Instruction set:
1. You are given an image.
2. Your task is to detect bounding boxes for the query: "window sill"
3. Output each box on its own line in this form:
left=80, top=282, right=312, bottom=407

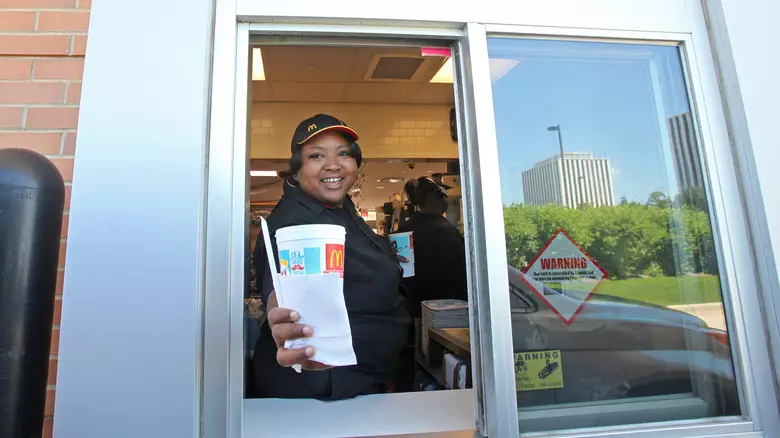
left=243, top=389, right=475, bottom=438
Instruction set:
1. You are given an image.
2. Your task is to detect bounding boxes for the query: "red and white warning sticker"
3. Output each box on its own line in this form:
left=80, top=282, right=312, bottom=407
left=521, top=229, right=608, bottom=325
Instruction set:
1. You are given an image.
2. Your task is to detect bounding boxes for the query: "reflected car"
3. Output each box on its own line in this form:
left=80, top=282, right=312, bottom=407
left=507, top=266, right=739, bottom=418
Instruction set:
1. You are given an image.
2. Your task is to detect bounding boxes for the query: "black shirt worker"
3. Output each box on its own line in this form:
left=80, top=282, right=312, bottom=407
left=252, top=114, right=411, bottom=400
left=397, top=177, right=468, bottom=318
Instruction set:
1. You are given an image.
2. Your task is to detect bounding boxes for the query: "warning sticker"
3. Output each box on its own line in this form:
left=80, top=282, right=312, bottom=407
left=514, top=350, right=564, bottom=392
left=521, top=228, right=608, bottom=325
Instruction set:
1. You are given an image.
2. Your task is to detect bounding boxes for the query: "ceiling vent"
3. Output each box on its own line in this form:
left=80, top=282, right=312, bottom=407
left=365, top=54, right=438, bottom=82
left=371, top=57, right=424, bottom=80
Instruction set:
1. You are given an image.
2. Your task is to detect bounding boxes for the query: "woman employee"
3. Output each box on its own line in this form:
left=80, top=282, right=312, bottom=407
left=252, top=114, right=410, bottom=400
left=397, top=177, right=468, bottom=317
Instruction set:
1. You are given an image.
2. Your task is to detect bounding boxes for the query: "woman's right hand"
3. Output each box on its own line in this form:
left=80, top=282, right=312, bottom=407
left=267, top=306, right=332, bottom=371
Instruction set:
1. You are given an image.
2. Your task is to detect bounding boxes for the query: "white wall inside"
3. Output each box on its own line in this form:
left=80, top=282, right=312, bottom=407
left=252, top=102, right=457, bottom=159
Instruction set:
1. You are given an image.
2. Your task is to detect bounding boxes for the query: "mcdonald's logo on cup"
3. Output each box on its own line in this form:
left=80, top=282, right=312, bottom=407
left=325, top=243, right=345, bottom=277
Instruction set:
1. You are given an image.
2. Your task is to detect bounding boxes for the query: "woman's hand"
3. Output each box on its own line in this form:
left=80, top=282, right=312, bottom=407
left=267, top=306, right=332, bottom=371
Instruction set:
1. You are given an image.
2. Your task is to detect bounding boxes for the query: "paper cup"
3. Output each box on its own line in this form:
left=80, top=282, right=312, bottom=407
left=275, top=224, right=346, bottom=277
left=389, top=231, right=415, bottom=278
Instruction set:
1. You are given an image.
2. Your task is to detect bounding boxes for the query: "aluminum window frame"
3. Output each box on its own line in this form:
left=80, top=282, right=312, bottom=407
left=203, top=19, right=523, bottom=438
left=472, top=21, right=780, bottom=438
left=203, top=7, right=780, bottom=438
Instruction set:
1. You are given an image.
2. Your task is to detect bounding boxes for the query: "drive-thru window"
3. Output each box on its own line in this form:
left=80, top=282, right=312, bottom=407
left=51, top=1, right=780, bottom=437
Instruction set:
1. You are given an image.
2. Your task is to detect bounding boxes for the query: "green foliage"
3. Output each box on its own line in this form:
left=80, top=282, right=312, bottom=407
left=593, top=275, right=723, bottom=306
left=642, top=262, right=664, bottom=278
left=503, top=202, right=718, bottom=280
left=676, top=187, right=709, bottom=212
left=646, top=191, right=672, bottom=209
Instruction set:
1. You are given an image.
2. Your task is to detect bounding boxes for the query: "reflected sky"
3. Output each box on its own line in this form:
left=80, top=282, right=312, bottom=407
left=488, top=39, right=692, bottom=205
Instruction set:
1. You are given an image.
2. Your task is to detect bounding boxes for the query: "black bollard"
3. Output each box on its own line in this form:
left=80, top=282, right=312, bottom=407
left=0, top=149, right=65, bottom=437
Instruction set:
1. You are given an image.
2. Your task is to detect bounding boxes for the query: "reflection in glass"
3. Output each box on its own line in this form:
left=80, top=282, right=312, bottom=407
left=488, top=38, right=739, bottom=433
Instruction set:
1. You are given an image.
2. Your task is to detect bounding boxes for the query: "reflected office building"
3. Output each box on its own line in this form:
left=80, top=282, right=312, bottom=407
left=522, top=153, right=615, bottom=208
left=668, top=111, right=704, bottom=193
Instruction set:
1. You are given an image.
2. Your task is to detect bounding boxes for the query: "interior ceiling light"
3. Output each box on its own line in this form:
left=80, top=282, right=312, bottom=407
left=430, top=58, right=453, bottom=84
left=423, top=47, right=454, bottom=84
left=250, top=170, right=277, bottom=177
left=378, top=177, right=404, bottom=184
left=252, top=48, right=266, bottom=81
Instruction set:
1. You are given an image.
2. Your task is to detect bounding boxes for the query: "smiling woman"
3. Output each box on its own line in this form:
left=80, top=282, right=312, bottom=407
left=289, top=114, right=363, bottom=207
left=251, top=114, right=411, bottom=399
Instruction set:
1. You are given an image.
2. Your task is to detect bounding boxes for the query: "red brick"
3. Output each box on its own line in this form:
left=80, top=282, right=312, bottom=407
left=44, top=389, right=55, bottom=416
left=62, top=131, right=77, bottom=154
left=63, top=185, right=71, bottom=210
left=26, top=107, right=79, bottom=130
left=78, top=0, right=91, bottom=8
left=51, top=157, right=74, bottom=182
left=65, top=82, right=82, bottom=104
left=50, top=327, right=60, bottom=355
left=0, top=59, right=31, bottom=80
left=61, top=213, right=69, bottom=238
left=0, top=82, right=64, bottom=105
left=47, top=359, right=58, bottom=385
left=0, top=132, right=61, bottom=154
left=0, top=107, right=23, bottom=129
left=55, top=270, right=64, bottom=296
left=52, top=298, right=62, bottom=325
left=42, top=418, right=53, bottom=438
left=58, top=242, right=67, bottom=267
left=0, top=35, right=70, bottom=56
left=0, top=0, right=74, bottom=6
left=38, top=11, right=90, bottom=32
left=34, top=58, right=84, bottom=80
left=0, top=11, right=35, bottom=31
left=71, top=35, right=87, bottom=56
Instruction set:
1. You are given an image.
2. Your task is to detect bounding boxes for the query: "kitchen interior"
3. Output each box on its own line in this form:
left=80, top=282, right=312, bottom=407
left=243, top=43, right=473, bottom=394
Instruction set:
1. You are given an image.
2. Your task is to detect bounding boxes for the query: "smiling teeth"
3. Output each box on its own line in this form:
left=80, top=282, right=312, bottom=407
left=322, top=178, right=342, bottom=183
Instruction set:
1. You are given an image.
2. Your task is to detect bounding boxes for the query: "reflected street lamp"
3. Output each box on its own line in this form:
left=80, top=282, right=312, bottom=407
left=547, top=124, right=568, bottom=207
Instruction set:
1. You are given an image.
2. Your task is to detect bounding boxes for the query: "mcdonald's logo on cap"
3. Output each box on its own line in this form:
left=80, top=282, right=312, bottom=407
left=308, top=124, right=317, bottom=132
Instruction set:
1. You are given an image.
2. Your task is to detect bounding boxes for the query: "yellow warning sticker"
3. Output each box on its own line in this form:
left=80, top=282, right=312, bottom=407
left=514, top=350, right=564, bottom=392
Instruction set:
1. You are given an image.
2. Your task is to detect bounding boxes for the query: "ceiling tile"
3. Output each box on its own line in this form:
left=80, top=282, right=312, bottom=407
left=251, top=81, right=274, bottom=101
left=261, top=46, right=355, bottom=82
left=272, top=82, right=346, bottom=102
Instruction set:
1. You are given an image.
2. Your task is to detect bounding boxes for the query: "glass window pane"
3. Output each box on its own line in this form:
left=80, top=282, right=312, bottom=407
left=487, top=37, right=740, bottom=434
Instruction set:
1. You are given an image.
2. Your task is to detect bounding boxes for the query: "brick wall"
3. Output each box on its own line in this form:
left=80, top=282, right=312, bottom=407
left=251, top=102, right=458, bottom=159
left=0, top=0, right=89, bottom=436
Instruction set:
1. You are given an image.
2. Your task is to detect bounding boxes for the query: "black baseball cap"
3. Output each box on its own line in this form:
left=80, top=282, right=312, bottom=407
left=291, top=114, right=359, bottom=151
left=418, top=176, right=451, bottom=195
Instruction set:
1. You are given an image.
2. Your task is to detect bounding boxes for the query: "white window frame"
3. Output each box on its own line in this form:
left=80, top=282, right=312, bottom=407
left=471, top=16, right=780, bottom=438
left=202, top=2, right=780, bottom=437
left=204, top=16, right=519, bottom=438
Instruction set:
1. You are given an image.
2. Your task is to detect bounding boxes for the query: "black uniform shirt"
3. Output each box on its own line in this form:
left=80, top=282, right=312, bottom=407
left=253, top=181, right=410, bottom=399
left=397, top=212, right=469, bottom=317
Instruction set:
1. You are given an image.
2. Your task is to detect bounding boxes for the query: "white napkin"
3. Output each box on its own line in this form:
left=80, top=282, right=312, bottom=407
left=260, top=217, right=357, bottom=368
left=279, top=273, right=357, bottom=367
left=444, top=352, right=468, bottom=389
